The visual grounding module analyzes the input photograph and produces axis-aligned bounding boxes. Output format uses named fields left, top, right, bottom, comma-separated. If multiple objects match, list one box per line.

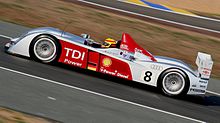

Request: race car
left=5, top=27, right=213, bottom=96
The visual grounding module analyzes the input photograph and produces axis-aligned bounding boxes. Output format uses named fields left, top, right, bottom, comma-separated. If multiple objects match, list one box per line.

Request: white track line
left=0, top=34, right=12, bottom=40
left=77, top=0, right=220, bottom=34
left=206, top=90, right=220, bottom=96
left=117, top=0, right=220, bottom=22
left=0, top=66, right=205, bottom=123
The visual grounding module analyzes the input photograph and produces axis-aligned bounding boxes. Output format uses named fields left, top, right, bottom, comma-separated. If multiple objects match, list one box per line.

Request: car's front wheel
left=159, top=69, right=189, bottom=96
left=30, top=35, right=60, bottom=63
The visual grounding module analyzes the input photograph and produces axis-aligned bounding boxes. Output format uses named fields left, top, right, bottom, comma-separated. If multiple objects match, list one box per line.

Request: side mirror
left=81, top=34, right=90, bottom=39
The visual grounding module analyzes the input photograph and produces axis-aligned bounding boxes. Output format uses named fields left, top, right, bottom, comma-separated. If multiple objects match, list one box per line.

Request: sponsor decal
left=190, top=88, right=205, bottom=93
left=64, top=47, right=85, bottom=61
left=100, top=67, right=129, bottom=79
left=192, top=84, right=196, bottom=87
left=59, top=40, right=87, bottom=68
left=99, top=55, right=132, bottom=80
left=200, top=85, right=206, bottom=88
left=120, top=44, right=128, bottom=50
left=199, top=80, right=208, bottom=84
left=62, top=47, right=86, bottom=67
left=102, top=57, right=112, bottom=67
left=150, top=64, right=163, bottom=71
left=104, top=50, right=119, bottom=56
left=202, top=70, right=210, bottom=75
left=202, top=67, right=212, bottom=71
left=134, top=48, right=142, bottom=53
left=63, top=58, right=82, bottom=67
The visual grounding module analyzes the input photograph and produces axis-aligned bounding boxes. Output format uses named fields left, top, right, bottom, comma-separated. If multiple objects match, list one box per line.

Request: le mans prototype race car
left=5, top=27, right=213, bottom=96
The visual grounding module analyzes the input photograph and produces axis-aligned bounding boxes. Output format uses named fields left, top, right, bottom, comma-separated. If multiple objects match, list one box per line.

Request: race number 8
left=144, top=71, right=152, bottom=82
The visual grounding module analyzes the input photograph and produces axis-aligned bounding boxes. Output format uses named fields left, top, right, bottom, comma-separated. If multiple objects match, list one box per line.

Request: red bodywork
left=58, top=39, right=132, bottom=80
left=58, top=33, right=155, bottom=80
left=120, top=33, right=156, bottom=61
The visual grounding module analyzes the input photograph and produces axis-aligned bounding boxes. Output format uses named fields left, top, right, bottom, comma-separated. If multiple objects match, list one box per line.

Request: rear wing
left=196, top=52, right=213, bottom=79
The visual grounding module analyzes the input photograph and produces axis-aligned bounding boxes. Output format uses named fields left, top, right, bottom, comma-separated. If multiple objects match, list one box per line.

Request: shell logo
left=102, top=57, right=112, bottom=67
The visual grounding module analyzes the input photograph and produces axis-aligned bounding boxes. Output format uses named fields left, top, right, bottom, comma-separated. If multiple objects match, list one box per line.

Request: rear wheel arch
left=157, top=68, right=190, bottom=96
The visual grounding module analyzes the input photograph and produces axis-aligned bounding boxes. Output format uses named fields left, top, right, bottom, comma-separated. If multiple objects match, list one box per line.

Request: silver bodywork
left=6, top=27, right=85, bottom=57
left=5, top=27, right=213, bottom=95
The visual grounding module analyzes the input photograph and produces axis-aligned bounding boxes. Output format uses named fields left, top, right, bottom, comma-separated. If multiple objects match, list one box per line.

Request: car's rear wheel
left=159, top=69, right=189, bottom=96
left=30, top=35, right=60, bottom=63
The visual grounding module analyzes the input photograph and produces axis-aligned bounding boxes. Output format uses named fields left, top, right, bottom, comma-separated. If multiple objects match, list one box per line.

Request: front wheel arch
left=157, top=68, right=190, bottom=97
left=29, top=34, right=61, bottom=63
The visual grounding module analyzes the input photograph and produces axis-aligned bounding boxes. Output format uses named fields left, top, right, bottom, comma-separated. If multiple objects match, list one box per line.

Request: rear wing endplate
left=196, top=52, right=213, bottom=79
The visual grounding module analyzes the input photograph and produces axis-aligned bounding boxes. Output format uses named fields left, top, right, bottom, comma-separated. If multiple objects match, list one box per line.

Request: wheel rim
left=162, top=72, right=185, bottom=95
left=33, top=38, right=56, bottom=61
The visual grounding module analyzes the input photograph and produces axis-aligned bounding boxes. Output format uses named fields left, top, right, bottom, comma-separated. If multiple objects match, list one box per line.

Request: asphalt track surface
left=73, top=0, right=220, bottom=37
left=1, top=21, right=220, bottom=123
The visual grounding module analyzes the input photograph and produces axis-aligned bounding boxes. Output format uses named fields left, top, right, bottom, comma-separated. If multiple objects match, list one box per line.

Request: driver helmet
left=101, top=38, right=117, bottom=48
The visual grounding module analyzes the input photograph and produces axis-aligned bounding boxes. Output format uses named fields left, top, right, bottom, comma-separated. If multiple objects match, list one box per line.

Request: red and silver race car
left=5, top=27, right=213, bottom=96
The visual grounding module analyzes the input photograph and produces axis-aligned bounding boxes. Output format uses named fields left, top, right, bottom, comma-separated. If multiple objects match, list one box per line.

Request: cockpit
left=81, top=34, right=121, bottom=49
left=80, top=33, right=157, bottom=62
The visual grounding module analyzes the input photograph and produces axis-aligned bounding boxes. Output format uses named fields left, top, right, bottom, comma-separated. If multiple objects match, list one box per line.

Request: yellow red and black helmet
left=101, top=38, right=117, bottom=48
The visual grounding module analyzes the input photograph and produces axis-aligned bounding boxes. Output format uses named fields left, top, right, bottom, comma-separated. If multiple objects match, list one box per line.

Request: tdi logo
left=64, top=47, right=85, bottom=61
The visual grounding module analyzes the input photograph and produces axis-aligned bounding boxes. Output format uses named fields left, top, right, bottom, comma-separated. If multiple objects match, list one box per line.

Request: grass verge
left=0, top=107, right=54, bottom=123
